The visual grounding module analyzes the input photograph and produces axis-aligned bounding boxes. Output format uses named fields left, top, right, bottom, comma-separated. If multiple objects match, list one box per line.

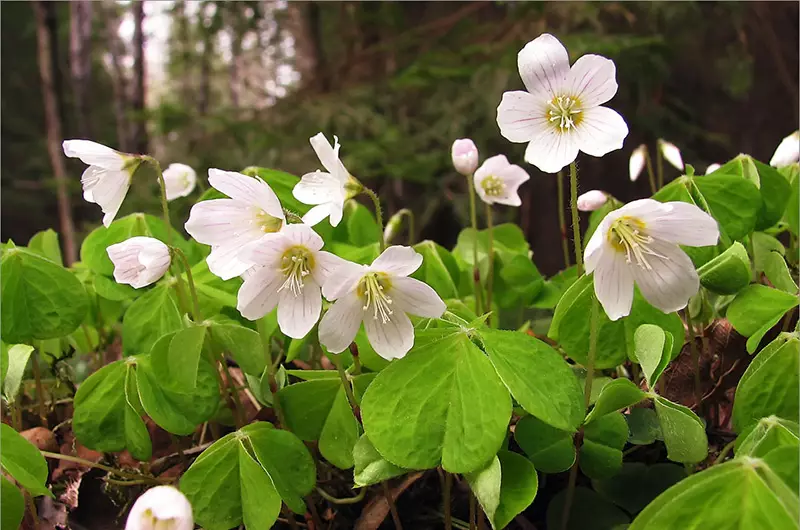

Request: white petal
left=107, top=237, right=170, bottom=289
left=364, top=308, right=414, bottom=360
left=496, top=91, right=549, bottom=143
left=281, top=223, right=324, bottom=251
left=658, top=140, right=684, bottom=170
left=184, top=199, right=262, bottom=245
left=311, top=250, right=348, bottom=286
left=574, top=106, right=629, bottom=158
left=592, top=247, right=635, bottom=321
left=318, top=292, right=364, bottom=353
left=321, top=260, right=365, bottom=301
left=208, top=169, right=285, bottom=220
left=584, top=214, right=613, bottom=273
left=638, top=201, right=720, bottom=247
left=524, top=129, right=580, bottom=174
left=302, top=204, right=334, bottom=227
left=770, top=131, right=800, bottom=167
left=628, top=240, right=699, bottom=315
left=293, top=171, right=344, bottom=206
left=163, top=163, right=196, bottom=201
left=63, top=139, right=125, bottom=170
left=705, top=163, right=721, bottom=175
left=207, top=233, right=263, bottom=280
left=309, top=133, right=349, bottom=181
left=82, top=168, right=130, bottom=227
left=238, top=232, right=288, bottom=268
left=371, top=246, right=423, bottom=277
left=389, top=277, right=446, bottom=318
left=328, top=202, right=344, bottom=227
left=278, top=281, right=322, bottom=339
left=567, top=54, right=618, bottom=107
left=577, top=190, right=608, bottom=212
left=629, top=144, right=646, bottom=182
left=125, top=486, right=193, bottom=530
left=237, top=266, right=283, bottom=320
left=451, top=138, right=479, bottom=176
left=517, top=33, right=570, bottom=100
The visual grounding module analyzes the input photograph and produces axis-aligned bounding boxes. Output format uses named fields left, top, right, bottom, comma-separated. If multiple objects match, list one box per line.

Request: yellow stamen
left=357, top=272, right=394, bottom=323
left=607, top=216, right=667, bottom=270
left=278, top=246, right=314, bottom=296
left=546, top=95, right=583, bottom=132
left=480, top=175, right=505, bottom=197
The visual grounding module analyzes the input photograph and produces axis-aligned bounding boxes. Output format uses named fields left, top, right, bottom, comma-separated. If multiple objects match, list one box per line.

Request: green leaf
left=2, top=344, right=33, bottom=403
left=72, top=361, right=128, bottom=453
left=1, top=475, right=24, bottom=529
left=761, top=445, right=800, bottom=493
left=27, top=229, right=63, bottom=265
left=152, top=326, right=207, bottom=392
left=494, top=450, right=539, bottom=529
left=629, top=459, right=799, bottom=530
left=697, top=242, right=752, bottom=295
left=654, top=396, right=708, bottom=464
left=626, top=408, right=662, bottom=445
left=593, top=463, right=686, bottom=514
left=93, top=273, right=138, bottom=301
left=687, top=174, right=761, bottom=240
left=411, top=240, right=460, bottom=299
left=752, top=231, right=786, bottom=273
left=0, top=423, right=52, bottom=497
left=479, top=329, right=584, bottom=432
left=718, top=156, right=791, bottom=231
left=361, top=329, right=512, bottom=473
left=188, top=260, right=241, bottom=315
left=727, top=285, right=799, bottom=353
left=581, top=412, right=628, bottom=479
left=210, top=323, right=267, bottom=376
left=547, top=487, right=630, bottom=530
left=353, top=434, right=408, bottom=487
left=514, top=415, right=575, bottom=474
left=733, top=335, right=799, bottom=431
left=785, top=166, right=799, bottom=236
left=0, top=342, right=7, bottom=386
left=1, top=248, right=88, bottom=343
left=345, top=202, right=381, bottom=246
left=239, top=442, right=282, bottom=529
left=180, top=434, right=242, bottom=529
left=736, top=416, right=799, bottom=458
left=465, top=455, right=502, bottom=526
left=585, top=379, right=647, bottom=424
left=123, top=398, right=152, bottom=462
left=122, top=284, right=183, bottom=355
left=763, top=251, right=798, bottom=294
left=633, top=324, right=667, bottom=388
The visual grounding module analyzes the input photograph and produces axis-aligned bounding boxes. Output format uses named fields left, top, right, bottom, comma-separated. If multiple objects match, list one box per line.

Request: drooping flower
left=236, top=224, right=345, bottom=338
left=577, top=190, right=609, bottom=212
left=185, top=169, right=284, bottom=280
left=162, top=163, right=197, bottom=201
left=705, top=163, right=721, bottom=175
left=629, top=144, right=647, bottom=182
left=63, top=139, right=140, bottom=227
left=451, top=138, right=479, bottom=176
left=496, top=33, right=628, bottom=174
left=770, top=131, right=800, bottom=168
left=473, top=155, right=530, bottom=207
left=293, top=133, right=357, bottom=227
left=584, top=198, right=719, bottom=320
left=658, top=139, right=684, bottom=171
left=125, top=485, right=193, bottom=530
left=107, top=237, right=171, bottom=289
left=319, top=246, right=446, bottom=360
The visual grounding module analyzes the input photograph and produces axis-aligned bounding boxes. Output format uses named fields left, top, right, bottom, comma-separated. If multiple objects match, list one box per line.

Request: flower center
left=607, top=216, right=667, bottom=270
left=278, top=246, right=314, bottom=296
left=480, top=175, right=505, bottom=197
left=547, top=95, right=583, bottom=132
left=254, top=209, right=283, bottom=233
left=141, top=508, right=179, bottom=530
left=357, top=272, right=394, bottom=323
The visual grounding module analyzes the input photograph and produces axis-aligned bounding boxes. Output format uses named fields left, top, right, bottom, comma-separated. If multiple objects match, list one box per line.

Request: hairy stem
left=41, top=451, right=168, bottom=483
left=467, top=173, right=484, bottom=314
left=362, top=187, right=386, bottom=251
left=172, top=247, right=202, bottom=321
left=557, top=170, right=570, bottom=267
left=485, top=202, right=495, bottom=324
left=334, top=354, right=359, bottom=419
left=143, top=155, right=174, bottom=248
left=32, top=351, right=48, bottom=427
left=569, top=162, right=583, bottom=276
left=656, top=144, right=664, bottom=190
left=258, top=317, right=287, bottom=429
left=644, top=147, right=658, bottom=195
left=684, top=309, right=704, bottom=413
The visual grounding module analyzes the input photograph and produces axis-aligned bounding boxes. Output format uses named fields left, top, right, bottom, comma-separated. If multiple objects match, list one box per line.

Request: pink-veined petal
left=281, top=223, right=324, bottom=252
left=293, top=171, right=344, bottom=206
left=629, top=240, right=700, bottom=315
left=496, top=91, right=549, bottom=143
left=568, top=54, right=618, bottom=108
left=389, top=277, right=446, bottom=318
left=185, top=199, right=261, bottom=245
left=312, top=250, right=348, bottom=286
left=163, top=163, right=197, bottom=201
left=593, top=248, right=635, bottom=321
left=238, top=232, right=288, bottom=268
left=63, top=139, right=126, bottom=170
left=302, top=204, right=334, bottom=227
left=524, top=129, right=580, bottom=174
left=321, top=260, right=364, bottom=301
left=318, top=291, right=364, bottom=353
left=371, top=246, right=423, bottom=277
left=574, top=106, right=628, bottom=158
left=208, top=168, right=284, bottom=219
left=584, top=214, right=614, bottom=274
left=310, top=133, right=349, bottom=181
left=206, top=233, right=262, bottom=280
left=277, top=281, right=322, bottom=339
left=363, top=308, right=414, bottom=361
left=83, top=168, right=130, bottom=227
left=237, top=266, right=283, bottom=320
left=517, top=33, right=570, bottom=100
left=639, top=201, right=720, bottom=247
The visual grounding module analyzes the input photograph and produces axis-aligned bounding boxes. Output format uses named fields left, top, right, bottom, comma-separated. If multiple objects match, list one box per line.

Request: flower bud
left=658, top=139, right=684, bottom=170
left=162, top=163, right=197, bottom=201
left=705, top=163, right=721, bottom=175
left=629, top=144, right=646, bottom=182
left=125, top=486, right=193, bottom=530
left=107, top=236, right=171, bottom=289
left=577, top=190, right=608, bottom=212
left=770, top=131, right=800, bottom=168
left=451, top=138, right=479, bottom=176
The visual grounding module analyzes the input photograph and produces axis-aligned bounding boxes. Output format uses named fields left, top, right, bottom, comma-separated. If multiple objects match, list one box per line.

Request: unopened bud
left=658, top=139, right=684, bottom=170
left=349, top=342, right=360, bottom=358
left=125, top=486, right=193, bottom=530
left=452, top=138, right=479, bottom=176
left=577, top=190, right=608, bottom=212
left=705, top=163, right=721, bottom=175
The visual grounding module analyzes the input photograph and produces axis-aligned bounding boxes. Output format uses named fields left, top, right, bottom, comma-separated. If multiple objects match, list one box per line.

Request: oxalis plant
left=1, top=32, right=799, bottom=530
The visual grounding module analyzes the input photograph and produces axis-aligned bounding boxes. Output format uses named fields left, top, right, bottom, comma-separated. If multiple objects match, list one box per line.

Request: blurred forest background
left=2, top=1, right=798, bottom=275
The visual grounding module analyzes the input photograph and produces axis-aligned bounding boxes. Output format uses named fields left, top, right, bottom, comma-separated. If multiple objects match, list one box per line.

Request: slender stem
left=557, top=170, right=570, bottom=267
left=485, top=203, right=495, bottom=324
left=316, top=486, right=366, bottom=505
left=443, top=471, right=453, bottom=530
left=714, top=440, right=736, bottom=465
left=362, top=187, right=386, bottom=251
left=334, top=354, right=359, bottom=418
left=467, top=173, right=484, bottom=314
left=405, top=209, right=416, bottom=246
left=24, top=491, right=39, bottom=528
left=383, top=481, right=403, bottom=529
left=258, top=317, right=287, bottom=428
left=684, top=309, right=704, bottom=413
left=283, top=505, right=300, bottom=530
left=172, top=248, right=202, bottom=321
left=305, top=496, right=323, bottom=529
left=349, top=343, right=362, bottom=375
left=477, top=505, right=485, bottom=530
left=143, top=155, right=174, bottom=248
left=218, top=353, right=246, bottom=428
left=32, top=352, right=48, bottom=427
left=41, top=451, right=168, bottom=483
left=643, top=148, right=658, bottom=195
left=656, top=144, right=664, bottom=190
left=469, top=490, right=477, bottom=530
left=569, top=162, right=583, bottom=276
left=560, top=451, right=581, bottom=530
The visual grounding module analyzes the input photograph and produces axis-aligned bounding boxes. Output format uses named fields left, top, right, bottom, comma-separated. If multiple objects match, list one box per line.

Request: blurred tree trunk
left=199, top=21, right=213, bottom=116
left=131, top=0, right=148, bottom=153
left=69, top=0, right=93, bottom=138
left=287, top=2, right=319, bottom=91
left=32, top=1, right=77, bottom=265
left=101, top=2, right=131, bottom=151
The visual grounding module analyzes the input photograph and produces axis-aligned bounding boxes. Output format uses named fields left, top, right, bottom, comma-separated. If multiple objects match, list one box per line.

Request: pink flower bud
left=577, top=190, right=608, bottom=212
left=451, top=138, right=479, bottom=175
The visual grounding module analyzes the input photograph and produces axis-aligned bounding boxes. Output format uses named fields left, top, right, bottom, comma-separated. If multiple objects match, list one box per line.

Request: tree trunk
left=131, top=0, right=148, bottom=154
left=101, top=2, right=131, bottom=152
left=199, top=23, right=213, bottom=116
left=69, top=0, right=93, bottom=138
left=32, top=1, right=77, bottom=265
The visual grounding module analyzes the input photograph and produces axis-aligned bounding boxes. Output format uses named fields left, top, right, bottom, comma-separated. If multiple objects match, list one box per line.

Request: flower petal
left=496, top=91, right=549, bottom=143
left=524, top=129, right=579, bottom=174
left=389, top=277, right=446, bottom=318
left=517, top=33, right=570, bottom=100
left=281, top=224, right=324, bottom=252
left=293, top=171, right=343, bottom=206
left=163, top=163, right=196, bottom=201
left=363, top=308, right=414, bottom=360
left=629, top=144, right=646, bottom=182
left=318, top=291, right=364, bottom=353
left=237, top=266, right=283, bottom=320
left=312, top=250, right=348, bottom=286
left=568, top=54, right=618, bottom=108
left=574, top=106, right=629, bottom=158
left=770, top=131, right=800, bottom=168
left=207, top=233, right=263, bottom=280
left=371, top=246, right=423, bottom=277
left=301, top=204, right=333, bottom=227
left=705, top=163, right=721, bottom=175
left=638, top=201, right=720, bottom=247
left=238, top=232, right=287, bottom=267
left=63, top=139, right=125, bottom=170
left=278, top=281, right=322, bottom=339
left=321, top=260, right=365, bottom=301
left=584, top=214, right=613, bottom=274
left=310, top=133, right=348, bottom=181
left=185, top=199, right=262, bottom=245
left=628, top=240, right=699, bottom=315
left=577, top=190, right=608, bottom=212
left=658, top=140, right=684, bottom=170
left=592, top=247, right=635, bottom=321
left=83, top=168, right=130, bottom=227
left=208, top=169, right=284, bottom=219
left=328, top=202, right=344, bottom=227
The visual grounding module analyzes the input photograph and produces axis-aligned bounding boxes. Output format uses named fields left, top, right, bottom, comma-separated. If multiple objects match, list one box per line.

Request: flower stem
left=443, top=471, right=453, bottom=530
left=333, top=354, right=359, bottom=419
left=713, top=439, right=736, bottom=465
left=258, top=316, right=287, bottom=429
left=469, top=490, right=477, bottom=530
left=467, top=173, right=484, bottom=314
left=557, top=170, right=570, bottom=267
left=40, top=451, right=168, bottom=484
left=644, top=148, right=658, bottom=195
left=684, top=309, right=704, bottom=413
left=218, top=350, right=246, bottom=428
left=143, top=155, right=173, bottom=248
left=395, top=208, right=416, bottom=245
left=485, top=202, right=495, bottom=325
left=362, top=187, right=386, bottom=251
left=316, top=485, right=366, bottom=504
left=32, top=351, right=48, bottom=428
left=656, top=144, right=664, bottom=190
left=172, top=247, right=202, bottom=321
left=569, top=162, right=584, bottom=276
left=383, top=481, right=404, bottom=530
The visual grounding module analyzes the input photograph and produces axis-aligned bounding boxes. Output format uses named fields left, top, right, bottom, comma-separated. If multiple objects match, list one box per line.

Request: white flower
left=473, top=155, right=530, bottom=207
left=584, top=199, right=719, bottom=320
left=452, top=138, right=479, bottom=176
left=629, top=144, right=646, bottom=182
left=658, top=139, right=684, bottom=170
left=185, top=169, right=285, bottom=280
left=496, top=33, right=628, bottom=174
left=236, top=224, right=345, bottom=338
left=125, top=485, right=193, bottom=530
left=293, top=133, right=354, bottom=227
left=705, top=163, right=721, bottom=175
left=577, top=190, right=608, bottom=212
left=318, top=246, right=446, bottom=360
left=63, top=139, right=139, bottom=227
left=107, top=237, right=171, bottom=289
left=162, top=163, right=197, bottom=201
left=769, top=131, right=800, bottom=168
